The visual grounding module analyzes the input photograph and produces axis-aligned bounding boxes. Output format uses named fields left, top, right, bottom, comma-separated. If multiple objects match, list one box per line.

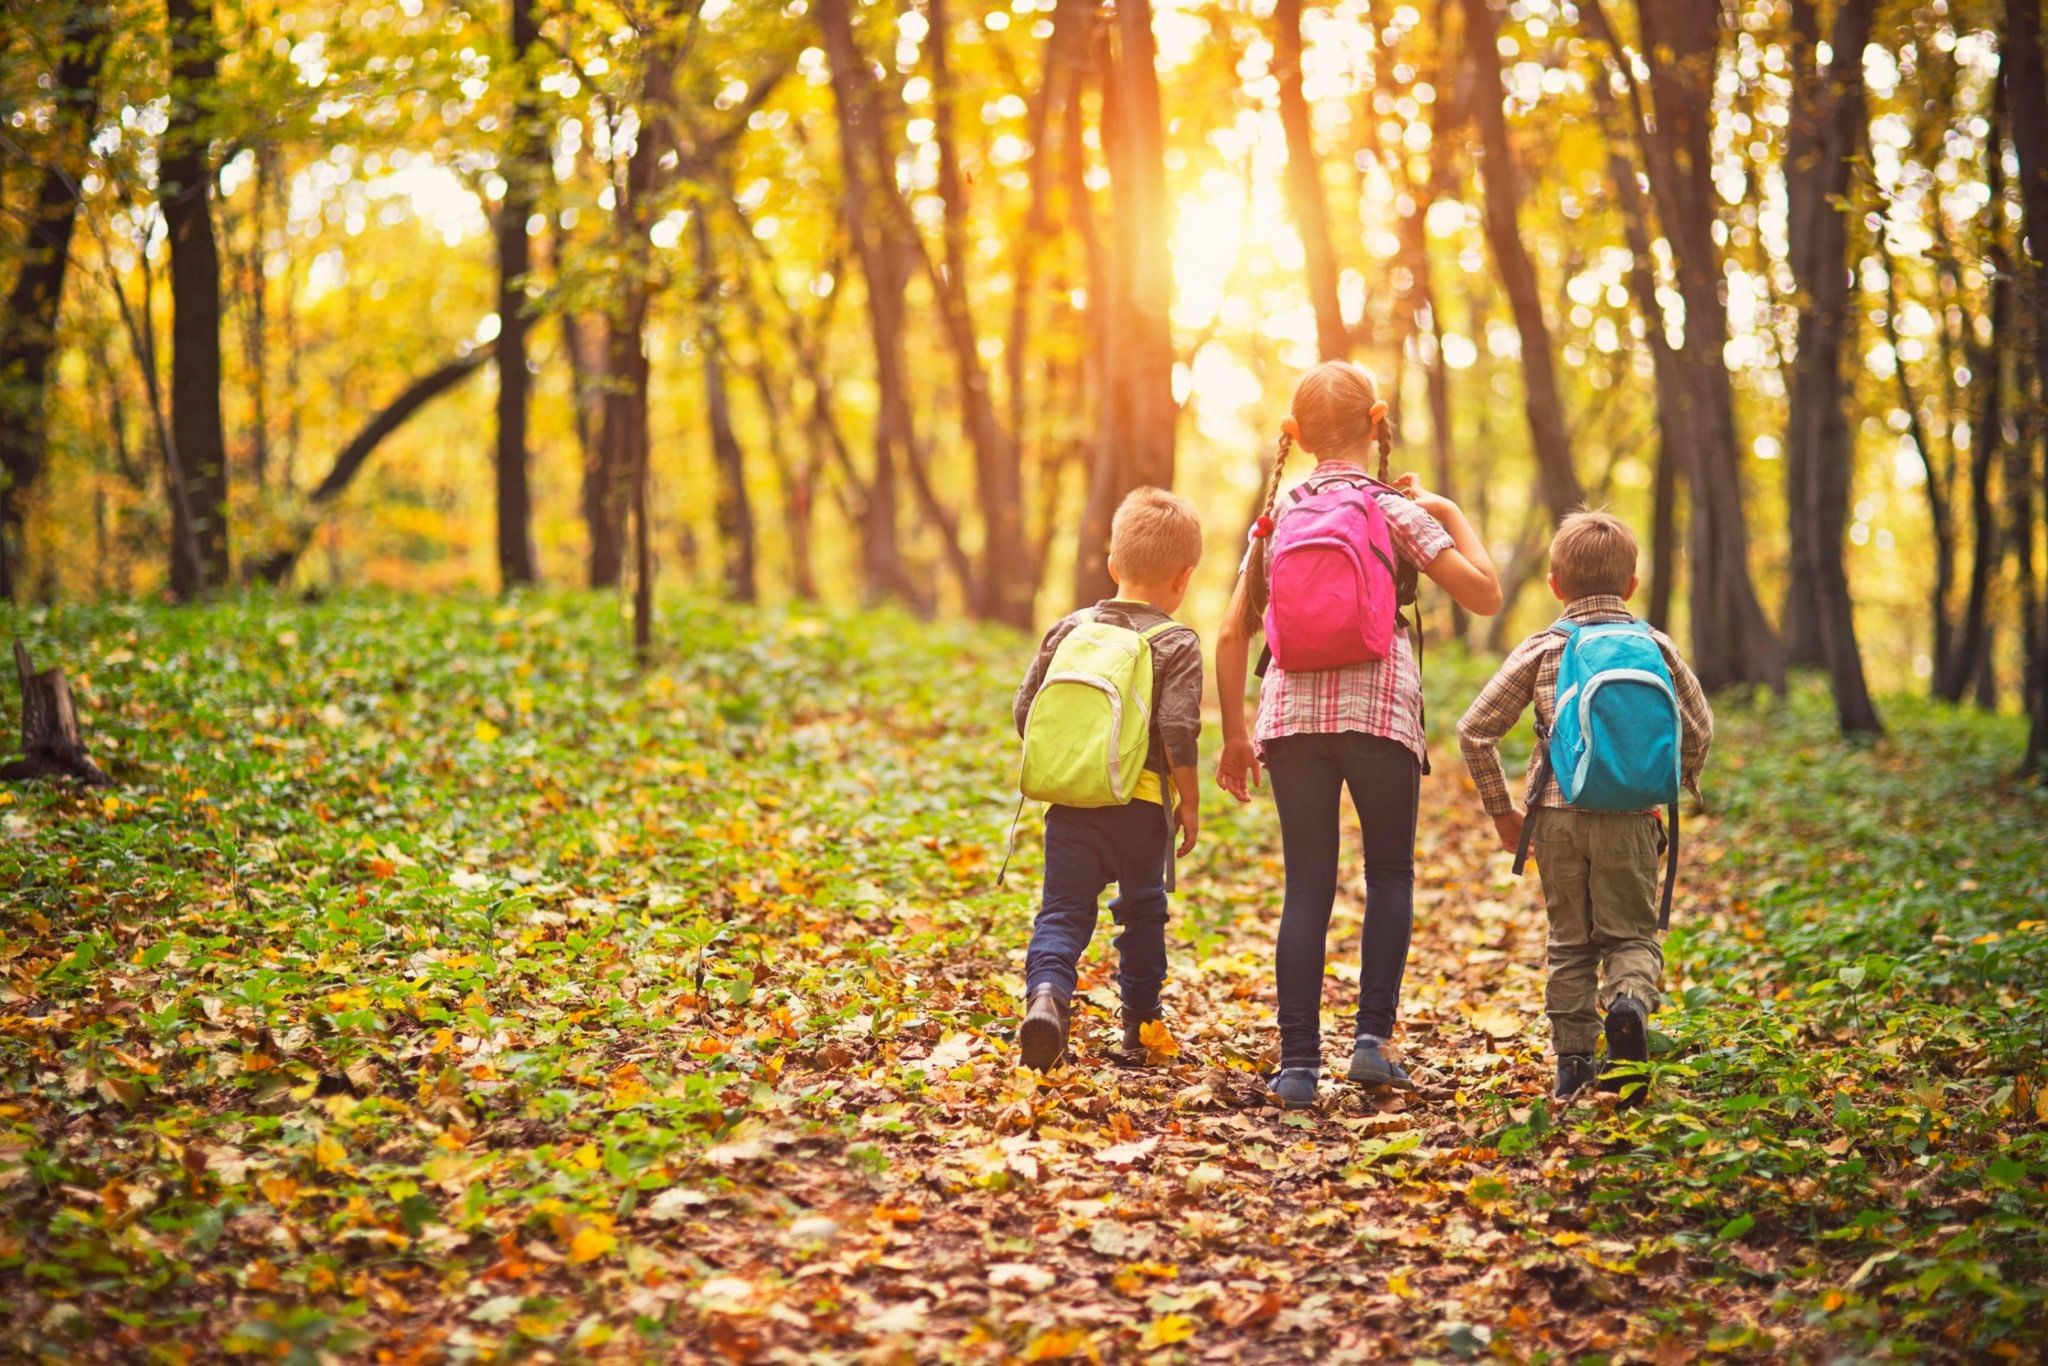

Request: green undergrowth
left=0, top=591, right=2041, bottom=1359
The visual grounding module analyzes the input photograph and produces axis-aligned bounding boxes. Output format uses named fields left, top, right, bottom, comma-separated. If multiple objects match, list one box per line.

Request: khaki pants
left=1532, top=807, right=1665, bottom=1056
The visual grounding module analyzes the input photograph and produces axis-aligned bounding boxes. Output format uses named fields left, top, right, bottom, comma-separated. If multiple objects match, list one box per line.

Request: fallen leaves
left=1, top=596, right=2042, bottom=1363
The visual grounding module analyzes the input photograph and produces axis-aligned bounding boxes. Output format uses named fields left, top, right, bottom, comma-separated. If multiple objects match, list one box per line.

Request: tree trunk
left=2, top=643, right=111, bottom=786
left=1595, top=0, right=1784, bottom=692
left=1074, top=0, right=1177, bottom=607
left=1942, top=82, right=2012, bottom=704
left=0, top=1, right=107, bottom=600
left=1781, top=0, right=1881, bottom=732
left=2002, top=0, right=2048, bottom=772
left=1463, top=0, right=1584, bottom=521
left=162, top=0, right=233, bottom=595
left=1276, top=0, right=1346, bottom=360
left=927, top=0, right=1032, bottom=624
left=694, top=212, right=757, bottom=602
left=1592, top=78, right=1685, bottom=631
left=816, top=0, right=915, bottom=606
left=493, top=0, right=540, bottom=588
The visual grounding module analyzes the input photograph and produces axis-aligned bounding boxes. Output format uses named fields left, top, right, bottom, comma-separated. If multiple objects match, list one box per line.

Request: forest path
left=3, top=596, right=2040, bottom=1361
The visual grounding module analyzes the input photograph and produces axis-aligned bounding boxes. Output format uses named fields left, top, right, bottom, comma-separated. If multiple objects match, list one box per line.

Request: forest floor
left=2, top=593, right=2046, bottom=1363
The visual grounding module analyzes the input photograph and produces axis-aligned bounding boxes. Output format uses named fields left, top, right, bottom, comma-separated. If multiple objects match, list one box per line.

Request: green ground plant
left=1, top=593, right=2043, bottom=1360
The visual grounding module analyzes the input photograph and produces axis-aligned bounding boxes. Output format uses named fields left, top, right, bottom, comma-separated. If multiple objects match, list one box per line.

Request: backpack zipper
left=1039, top=671, right=1126, bottom=796
left=1570, top=669, right=1682, bottom=799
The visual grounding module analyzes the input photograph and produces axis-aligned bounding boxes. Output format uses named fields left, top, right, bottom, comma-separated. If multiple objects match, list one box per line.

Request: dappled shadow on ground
left=1, top=594, right=2042, bottom=1360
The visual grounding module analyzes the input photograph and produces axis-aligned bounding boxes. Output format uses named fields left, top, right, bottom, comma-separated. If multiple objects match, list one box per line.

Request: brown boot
left=1017, top=987, right=1071, bottom=1071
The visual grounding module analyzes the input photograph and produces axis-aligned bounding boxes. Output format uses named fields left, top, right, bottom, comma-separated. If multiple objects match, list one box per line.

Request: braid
left=1237, top=431, right=1293, bottom=637
left=1368, top=399, right=1392, bottom=482
left=1263, top=431, right=1293, bottom=519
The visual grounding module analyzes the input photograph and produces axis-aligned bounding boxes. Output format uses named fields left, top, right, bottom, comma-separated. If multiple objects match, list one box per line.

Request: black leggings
left=1265, top=731, right=1421, bottom=1069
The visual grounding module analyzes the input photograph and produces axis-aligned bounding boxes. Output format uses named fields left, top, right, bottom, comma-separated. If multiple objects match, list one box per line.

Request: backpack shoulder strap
left=1138, top=619, right=1190, bottom=643
left=1551, top=617, right=1581, bottom=640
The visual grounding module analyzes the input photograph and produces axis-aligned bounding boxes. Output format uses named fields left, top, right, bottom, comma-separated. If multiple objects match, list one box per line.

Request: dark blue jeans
left=1265, top=731, right=1420, bottom=1068
left=1024, top=801, right=1170, bottom=1016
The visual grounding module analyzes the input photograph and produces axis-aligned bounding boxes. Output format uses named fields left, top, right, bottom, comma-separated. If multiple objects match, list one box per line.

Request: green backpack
left=1018, top=617, right=1182, bottom=807
left=999, top=613, right=1186, bottom=889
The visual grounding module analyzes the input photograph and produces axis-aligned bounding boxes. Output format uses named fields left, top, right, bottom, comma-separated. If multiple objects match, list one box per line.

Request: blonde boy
left=1012, top=488, right=1205, bottom=1069
left=1456, top=510, right=1713, bottom=1101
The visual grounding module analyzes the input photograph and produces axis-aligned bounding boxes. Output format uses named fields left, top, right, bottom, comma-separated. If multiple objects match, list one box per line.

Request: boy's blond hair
left=1109, top=487, right=1203, bottom=584
left=1550, top=508, right=1638, bottom=599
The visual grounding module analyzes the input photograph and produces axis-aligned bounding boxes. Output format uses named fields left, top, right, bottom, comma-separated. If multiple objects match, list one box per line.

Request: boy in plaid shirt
left=1456, top=511, right=1712, bottom=1101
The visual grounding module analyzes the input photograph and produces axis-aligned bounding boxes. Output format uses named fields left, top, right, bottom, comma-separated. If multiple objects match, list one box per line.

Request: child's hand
left=1395, top=472, right=1456, bottom=523
left=1216, top=737, right=1262, bottom=803
left=1175, top=801, right=1199, bottom=857
left=1493, top=806, right=1526, bottom=853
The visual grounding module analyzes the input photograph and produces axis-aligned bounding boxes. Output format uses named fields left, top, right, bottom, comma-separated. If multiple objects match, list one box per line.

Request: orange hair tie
left=1368, top=401, right=1389, bottom=422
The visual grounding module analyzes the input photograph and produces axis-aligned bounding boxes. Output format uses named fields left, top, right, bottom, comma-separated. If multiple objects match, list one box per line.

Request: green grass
left=1, top=591, right=2044, bottom=1360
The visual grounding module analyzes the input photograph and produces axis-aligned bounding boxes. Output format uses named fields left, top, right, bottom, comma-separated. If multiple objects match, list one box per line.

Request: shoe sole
left=1345, top=1059, right=1417, bottom=1091
left=1018, top=1016, right=1066, bottom=1071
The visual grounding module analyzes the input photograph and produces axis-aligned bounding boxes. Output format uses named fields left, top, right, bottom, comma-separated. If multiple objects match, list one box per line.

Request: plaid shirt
left=1251, top=464, right=1454, bottom=767
left=1455, top=594, right=1714, bottom=816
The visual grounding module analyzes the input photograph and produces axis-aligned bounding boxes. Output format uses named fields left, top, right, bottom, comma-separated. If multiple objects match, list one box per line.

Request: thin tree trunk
left=1464, top=0, right=1584, bottom=520
left=927, top=0, right=1031, bottom=623
left=1879, top=245, right=1956, bottom=687
left=816, top=0, right=915, bottom=605
left=2003, top=0, right=2048, bottom=771
left=1075, top=0, right=1176, bottom=607
left=1594, top=76, right=1685, bottom=631
left=162, top=0, right=233, bottom=595
left=493, top=0, right=540, bottom=587
left=1782, top=0, right=1881, bottom=732
left=1276, top=0, right=1346, bottom=359
left=1943, top=82, right=2011, bottom=704
left=1587, top=0, right=1785, bottom=692
left=0, top=1, right=107, bottom=599
left=694, top=211, right=757, bottom=602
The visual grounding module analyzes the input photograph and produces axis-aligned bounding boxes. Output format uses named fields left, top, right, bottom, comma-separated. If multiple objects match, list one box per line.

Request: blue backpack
left=1511, top=618, right=1683, bottom=927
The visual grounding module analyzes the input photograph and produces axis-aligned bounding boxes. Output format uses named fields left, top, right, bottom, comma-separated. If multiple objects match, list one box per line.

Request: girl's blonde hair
left=1237, top=361, right=1396, bottom=636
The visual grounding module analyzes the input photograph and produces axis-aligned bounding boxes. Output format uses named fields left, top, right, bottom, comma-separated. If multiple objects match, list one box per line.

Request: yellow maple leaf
left=313, top=1134, right=347, bottom=1171
left=474, top=719, right=502, bottom=744
left=1140, top=1314, right=1197, bottom=1349
left=1021, top=1328, right=1093, bottom=1361
left=1138, top=1019, right=1181, bottom=1059
left=568, top=1226, right=616, bottom=1263
left=1387, top=1272, right=1415, bottom=1299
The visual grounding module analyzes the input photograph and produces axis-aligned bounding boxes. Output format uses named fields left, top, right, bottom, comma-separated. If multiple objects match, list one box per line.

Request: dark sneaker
left=1271, top=1067, right=1320, bottom=1110
left=1555, top=1053, right=1598, bottom=1098
left=1345, top=1035, right=1416, bottom=1091
left=1017, top=987, right=1071, bottom=1071
left=1116, top=1010, right=1162, bottom=1068
left=1600, top=995, right=1650, bottom=1104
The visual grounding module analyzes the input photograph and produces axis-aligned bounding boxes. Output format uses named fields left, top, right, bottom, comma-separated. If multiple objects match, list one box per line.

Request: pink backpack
left=1263, top=475, right=1402, bottom=672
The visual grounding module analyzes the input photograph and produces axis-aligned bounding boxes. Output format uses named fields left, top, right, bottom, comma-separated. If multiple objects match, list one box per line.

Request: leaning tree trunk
left=493, top=0, right=540, bottom=588
left=162, top=0, right=233, bottom=595
left=694, top=212, right=757, bottom=602
left=1782, top=0, right=1881, bottom=733
left=1074, top=0, right=1177, bottom=607
left=0, top=2, right=108, bottom=600
left=1276, top=0, right=1347, bottom=360
left=253, top=352, right=489, bottom=582
left=1595, top=0, right=1784, bottom=692
left=1464, top=0, right=1584, bottom=521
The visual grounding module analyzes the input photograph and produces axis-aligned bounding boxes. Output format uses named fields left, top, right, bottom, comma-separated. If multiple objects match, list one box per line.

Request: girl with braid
left=1215, top=361, right=1502, bottom=1109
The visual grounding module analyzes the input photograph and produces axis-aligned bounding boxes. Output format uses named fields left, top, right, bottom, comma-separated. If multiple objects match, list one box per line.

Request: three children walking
left=1010, top=360, right=1714, bottom=1108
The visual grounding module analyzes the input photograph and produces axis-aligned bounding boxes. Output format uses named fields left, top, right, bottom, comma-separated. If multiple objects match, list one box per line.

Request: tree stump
left=1, top=640, right=111, bottom=786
